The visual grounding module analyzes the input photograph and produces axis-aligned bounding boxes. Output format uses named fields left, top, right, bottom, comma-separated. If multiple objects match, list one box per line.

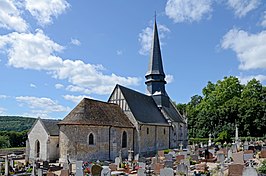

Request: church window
left=122, top=131, right=127, bottom=148
left=35, top=140, right=40, bottom=158
left=88, top=133, right=94, bottom=145
left=147, top=127, right=149, bottom=134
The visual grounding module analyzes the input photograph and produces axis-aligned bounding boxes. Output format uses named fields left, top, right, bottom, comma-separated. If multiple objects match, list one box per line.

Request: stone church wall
left=59, top=125, right=133, bottom=162
left=28, top=120, right=49, bottom=161
left=48, top=136, right=59, bottom=161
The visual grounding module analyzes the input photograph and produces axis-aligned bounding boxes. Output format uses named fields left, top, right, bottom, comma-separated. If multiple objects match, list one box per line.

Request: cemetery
left=1, top=136, right=266, bottom=176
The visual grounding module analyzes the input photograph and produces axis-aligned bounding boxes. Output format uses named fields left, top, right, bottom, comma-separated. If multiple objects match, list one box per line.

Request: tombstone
left=102, top=161, right=110, bottom=167
left=10, top=159, right=14, bottom=168
left=154, top=163, right=164, bottom=175
left=208, top=149, right=215, bottom=156
left=101, top=167, right=111, bottom=176
left=179, top=151, right=187, bottom=158
left=243, top=166, right=258, bottom=176
left=75, top=161, right=83, bottom=176
left=134, top=154, right=139, bottom=161
left=118, top=150, right=122, bottom=163
left=38, top=168, right=43, bottom=176
left=160, top=167, right=174, bottom=176
left=208, top=133, right=212, bottom=146
left=164, top=160, right=173, bottom=168
left=228, top=164, right=244, bottom=176
left=5, top=156, right=9, bottom=176
left=244, top=140, right=249, bottom=150
left=137, top=167, right=146, bottom=176
left=176, top=163, right=188, bottom=176
left=91, top=165, right=103, bottom=176
left=262, top=146, right=266, bottom=151
left=217, top=153, right=225, bottom=163
left=138, top=162, right=146, bottom=169
left=114, top=157, right=120, bottom=168
left=243, top=150, right=254, bottom=161
left=43, top=161, right=49, bottom=169
left=232, top=144, right=237, bottom=153
left=60, top=169, right=69, bottom=176
left=232, top=151, right=244, bottom=164
left=227, top=149, right=233, bottom=159
left=164, top=154, right=173, bottom=161
left=109, top=163, right=117, bottom=171
left=128, top=149, right=133, bottom=162
left=260, top=150, right=266, bottom=158
left=168, top=151, right=176, bottom=157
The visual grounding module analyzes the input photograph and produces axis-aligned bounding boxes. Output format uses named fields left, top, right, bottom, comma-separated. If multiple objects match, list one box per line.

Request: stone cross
left=118, top=150, right=122, bottom=163
left=128, top=148, right=133, bottom=162
left=208, top=133, right=212, bottom=146
left=179, top=143, right=183, bottom=151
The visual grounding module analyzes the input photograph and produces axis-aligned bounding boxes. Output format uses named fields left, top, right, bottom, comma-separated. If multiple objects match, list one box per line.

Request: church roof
left=161, top=101, right=186, bottom=123
left=41, top=119, right=60, bottom=136
left=145, top=20, right=165, bottom=77
left=58, top=98, right=134, bottom=128
left=117, top=85, right=169, bottom=125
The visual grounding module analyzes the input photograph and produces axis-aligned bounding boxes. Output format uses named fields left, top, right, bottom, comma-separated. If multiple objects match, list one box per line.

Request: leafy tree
left=216, top=130, right=231, bottom=144
left=0, top=136, right=10, bottom=148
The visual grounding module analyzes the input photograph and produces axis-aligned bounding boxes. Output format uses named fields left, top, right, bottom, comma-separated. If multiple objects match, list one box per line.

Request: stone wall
left=59, top=125, right=133, bottom=162
left=139, top=125, right=169, bottom=155
left=28, top=120, right=49, bottom=161
left=48, top=136, right=59, bottom=161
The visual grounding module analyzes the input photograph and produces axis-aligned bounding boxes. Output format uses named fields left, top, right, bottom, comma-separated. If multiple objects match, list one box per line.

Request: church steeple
left=145, top=18, right=166, bottom=96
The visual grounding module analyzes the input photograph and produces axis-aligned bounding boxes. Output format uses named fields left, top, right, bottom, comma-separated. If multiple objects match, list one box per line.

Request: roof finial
left=154, top=11, right=157, bottom=22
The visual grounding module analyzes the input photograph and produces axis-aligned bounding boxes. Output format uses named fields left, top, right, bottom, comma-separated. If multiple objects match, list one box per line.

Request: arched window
left=35, top=140, right=40, bottom=158
left=88, top=133, right=94, bottom=145
left=122, top=131, right=127, bottom=148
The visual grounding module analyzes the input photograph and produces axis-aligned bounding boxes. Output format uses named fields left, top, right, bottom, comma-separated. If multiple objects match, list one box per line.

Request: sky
left=0, top=0, right=266, bottom=119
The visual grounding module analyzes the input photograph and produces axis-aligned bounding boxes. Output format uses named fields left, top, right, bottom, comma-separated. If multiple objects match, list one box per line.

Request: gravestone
left=60, top=169, right=69, bottom=176
left=176, top=163, right=188, bottom=176
left=243, top=150, right=254, bottom=161
left=232, top=151, right=244, bottom=164
left=260, top=150, right=266, bottom=158
left=134, top=154, right=139, bottom=161
left=217, top=153, right=225, bottom=163
left=114, top=157, right=120, bottom=167
left=109, top=163, right=117, bottom=171
left=262, top=146, right=266, bottom=151
left=75, top=161, right=83, bottom=176
left=243, top=166, right=258, bottom=176
left=154, top=163, right=164, bottom=175
left=10, top=159, right=14, bottom=168
left=244, top=141, right=249, bottom=150
left=37, top=168, right=43, bottom=176
left=191, top=154, right=199, bottom=161
left=101, top=167, right=111, bottom=176
left=91, top=165, right=103, bottom=176
left=179, top=151, right=187, bottom=158
left=43, top=161, right=49, bottom=169
left=151, top=157, right=157, bottom=170
left=5, top=156, right=9, bottom=176
left=164, top=160, right=173, bottom=168
left=160, top=167, right=174, bottom=176
left=137, top=168, right=146, bottom=176
left=208, top=149, right=215, bottom=156
left=232, top=144, right=237, bottom=153
left=164, top=154, right=173, bottom=161
left=228, top=164, right=244, bottom=176
left=228, top=149, right=233, bottom=159
left=168, top=151, right=175, bottom=157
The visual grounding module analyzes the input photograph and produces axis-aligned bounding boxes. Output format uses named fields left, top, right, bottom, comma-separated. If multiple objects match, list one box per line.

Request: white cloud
left=227, top=0, right=260, bottom=18
left=0, top=95, right=8, bottom=99
left=71, top=38, right=81, bottom=46
left=63, top=94, right=87, bottom=104
left=30, top=83, right=36, bottom=88
left=261, top=11, right=266, bottom=27
left=165, top=0, right=212, bottom=23
left=55, top=83, right=64, bottom=89
left=16, top=96, right=70, bottom=116
left=238, top=74, right=266, bottom=84
left=138, top=24, right=170, bottom=55
left=0, top=30, right=140, bottom=95
left=165, top=74, right=174, bottom=84
left=24, top=0, right=70, bottom=25
left=0, top=0, right=28, bottom=32
left=221, top=28, right=266, bottom=70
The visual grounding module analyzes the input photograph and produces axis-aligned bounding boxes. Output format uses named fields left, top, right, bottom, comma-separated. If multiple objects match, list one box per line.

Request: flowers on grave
left=84, top=167, right=90, bottom=174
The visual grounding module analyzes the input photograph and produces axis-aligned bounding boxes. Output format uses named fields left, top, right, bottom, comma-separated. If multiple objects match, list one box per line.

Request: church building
left=27, top=19, right=188, bottom=163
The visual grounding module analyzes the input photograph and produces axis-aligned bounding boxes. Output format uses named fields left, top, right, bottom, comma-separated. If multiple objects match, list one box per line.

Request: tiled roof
left=117, top=85, right=168, bottom=125
left=58, top=98, right=134, bottom=128
left=41, top=119, right=60, bottom=136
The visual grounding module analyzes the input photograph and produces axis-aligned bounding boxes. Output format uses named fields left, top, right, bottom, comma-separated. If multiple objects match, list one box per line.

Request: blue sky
left=0, top=0, right=266, bottom=119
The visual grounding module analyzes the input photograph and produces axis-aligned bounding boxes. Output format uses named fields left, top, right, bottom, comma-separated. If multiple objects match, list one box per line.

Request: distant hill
left=0, top=116, right=36, bottom=132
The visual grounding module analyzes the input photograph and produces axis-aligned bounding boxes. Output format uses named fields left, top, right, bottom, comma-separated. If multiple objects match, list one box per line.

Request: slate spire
left=145, top=18, right=166, bottom=96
